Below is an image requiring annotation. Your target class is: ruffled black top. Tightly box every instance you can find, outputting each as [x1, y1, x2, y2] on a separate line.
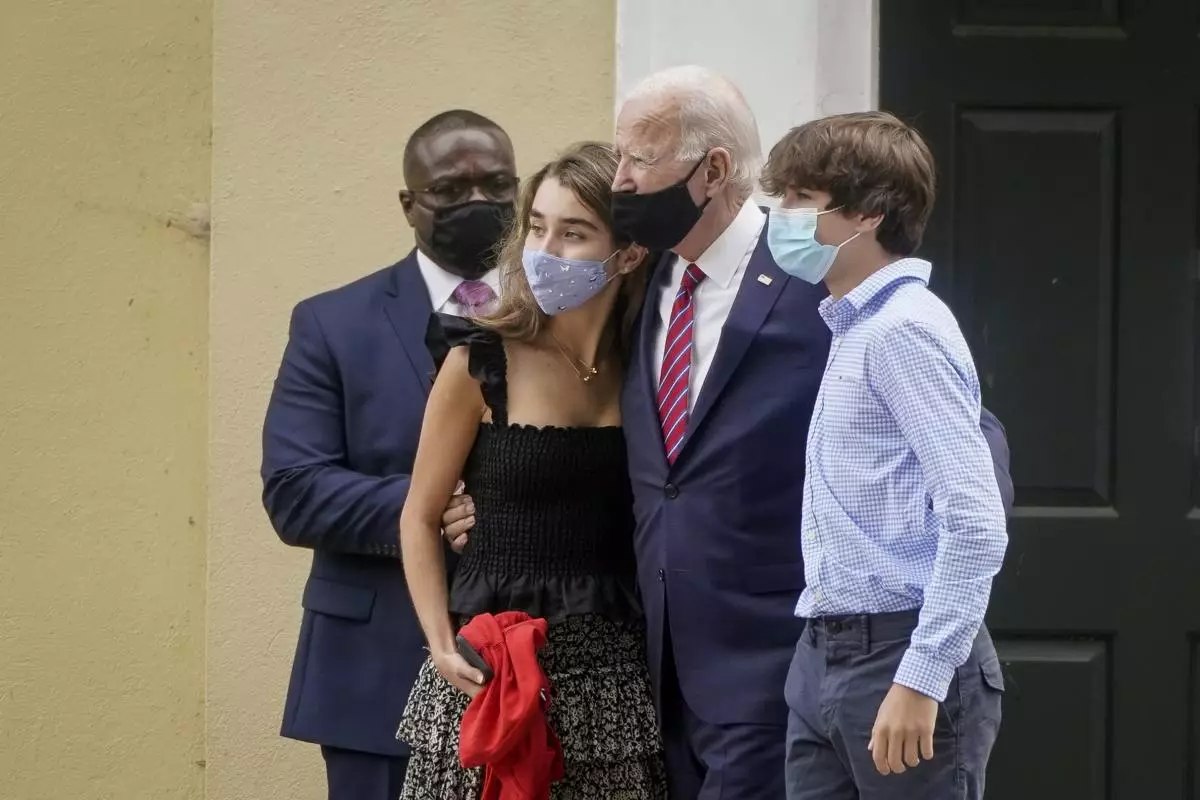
[426, 313, 641, 623]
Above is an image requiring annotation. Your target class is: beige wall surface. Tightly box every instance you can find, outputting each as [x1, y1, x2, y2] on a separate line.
[0, 1, 211, 799]
[208, 1, 615, 797]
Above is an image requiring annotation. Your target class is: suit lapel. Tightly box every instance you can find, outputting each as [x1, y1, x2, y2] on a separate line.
[382, 251, 435, 395]
[676, 234, 788, 460]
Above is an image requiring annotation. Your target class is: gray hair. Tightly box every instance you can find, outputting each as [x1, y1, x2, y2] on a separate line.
[623, 65, 762, 195]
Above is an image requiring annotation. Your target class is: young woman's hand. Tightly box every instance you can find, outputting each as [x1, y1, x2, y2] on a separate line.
[432, 649, 487, 698]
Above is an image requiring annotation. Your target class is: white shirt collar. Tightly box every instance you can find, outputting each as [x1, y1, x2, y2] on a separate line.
[685, 199, 766, 289]
[415, 249, 501, 312]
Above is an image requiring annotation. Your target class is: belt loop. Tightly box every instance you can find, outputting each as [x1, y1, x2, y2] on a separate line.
[860, 614, 871, 654]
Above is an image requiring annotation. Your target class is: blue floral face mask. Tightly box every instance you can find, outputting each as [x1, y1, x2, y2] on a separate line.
[521, 248, 619, 314]
[767, 206, 860, 284]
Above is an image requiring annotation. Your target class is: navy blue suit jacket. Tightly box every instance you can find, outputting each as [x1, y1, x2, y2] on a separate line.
[621, 221, 1014, 728]
[261, 251, 444, 756]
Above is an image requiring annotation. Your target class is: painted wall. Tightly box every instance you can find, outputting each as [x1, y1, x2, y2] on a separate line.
[0, 1, 211, 798]
[616, 0, 877, 202]
[208, 1, 617, 797]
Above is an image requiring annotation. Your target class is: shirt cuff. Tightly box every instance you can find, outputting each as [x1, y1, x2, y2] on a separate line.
[893, 648, 956, 702]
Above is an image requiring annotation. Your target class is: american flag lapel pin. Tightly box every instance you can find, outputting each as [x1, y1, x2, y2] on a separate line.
[757, 273, 773, 286]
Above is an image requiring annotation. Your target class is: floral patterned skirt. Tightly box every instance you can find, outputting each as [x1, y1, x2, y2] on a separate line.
[396, 614, 666, 800]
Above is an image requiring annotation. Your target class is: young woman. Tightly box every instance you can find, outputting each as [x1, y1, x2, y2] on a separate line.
[396, 141, 666, 798]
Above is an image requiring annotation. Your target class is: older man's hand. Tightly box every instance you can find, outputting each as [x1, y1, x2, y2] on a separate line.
[441, 482, 475, 554]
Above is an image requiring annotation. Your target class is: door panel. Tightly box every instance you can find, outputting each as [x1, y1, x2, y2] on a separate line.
[954, 108, 1118, 507]
[986, 638, 1109, 797]
[881, 0, 1200, 797]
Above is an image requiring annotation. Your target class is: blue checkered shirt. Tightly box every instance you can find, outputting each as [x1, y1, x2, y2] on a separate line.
[793, 258, 1008, 701]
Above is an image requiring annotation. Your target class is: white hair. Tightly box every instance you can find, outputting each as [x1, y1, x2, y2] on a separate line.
[623, 65, 762, 195]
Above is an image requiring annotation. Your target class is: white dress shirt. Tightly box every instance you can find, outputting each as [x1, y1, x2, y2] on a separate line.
[652, 199, 766, 411]
[415, 249, 501, 316]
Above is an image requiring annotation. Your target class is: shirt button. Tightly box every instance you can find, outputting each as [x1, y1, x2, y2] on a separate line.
[663, 483, 679, 499]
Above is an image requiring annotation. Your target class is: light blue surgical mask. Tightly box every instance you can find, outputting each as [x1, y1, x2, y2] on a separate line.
[766, 206, 860, 284]
[521, 248, 619, 314]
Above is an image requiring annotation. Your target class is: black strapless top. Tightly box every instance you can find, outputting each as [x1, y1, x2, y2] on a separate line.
[426, 313, 641, 623]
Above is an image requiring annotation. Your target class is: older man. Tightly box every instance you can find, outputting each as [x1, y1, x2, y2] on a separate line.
[609, 67, 1014, 799]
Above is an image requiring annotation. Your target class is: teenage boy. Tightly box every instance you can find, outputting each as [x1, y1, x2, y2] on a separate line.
[762, 111, 1008, 799]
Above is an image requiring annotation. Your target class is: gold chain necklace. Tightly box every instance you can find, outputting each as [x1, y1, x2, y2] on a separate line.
[549, 330, 599, 383]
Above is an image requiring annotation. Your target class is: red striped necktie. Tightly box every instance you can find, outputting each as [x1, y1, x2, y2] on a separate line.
[657, 263, 706, 464]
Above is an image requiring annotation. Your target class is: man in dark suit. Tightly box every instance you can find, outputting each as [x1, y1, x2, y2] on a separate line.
[607, 66, 1014, 800]
[260, 109, 517, 800]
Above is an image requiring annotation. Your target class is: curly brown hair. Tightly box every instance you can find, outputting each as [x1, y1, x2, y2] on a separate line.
[761, 111, 936, 257]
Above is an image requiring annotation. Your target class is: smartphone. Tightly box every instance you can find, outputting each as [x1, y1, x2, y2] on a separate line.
[455, 634, 494, 684]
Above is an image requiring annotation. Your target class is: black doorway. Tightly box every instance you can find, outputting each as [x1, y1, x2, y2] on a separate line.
[880, 1, 1200, 797]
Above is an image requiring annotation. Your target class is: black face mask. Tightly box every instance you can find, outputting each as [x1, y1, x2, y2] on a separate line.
[428, 200, 515, 279]
[611, 155, 712, 250]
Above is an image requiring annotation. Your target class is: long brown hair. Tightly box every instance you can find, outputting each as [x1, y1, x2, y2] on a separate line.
[479, 141, 652, 363]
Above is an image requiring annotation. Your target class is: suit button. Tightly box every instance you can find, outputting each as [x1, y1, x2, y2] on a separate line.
[657, 569, 665, 582]
[664, 482, 679, 499]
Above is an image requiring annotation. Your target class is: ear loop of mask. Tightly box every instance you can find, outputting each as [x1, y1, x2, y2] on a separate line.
[594, 249, 626, 288]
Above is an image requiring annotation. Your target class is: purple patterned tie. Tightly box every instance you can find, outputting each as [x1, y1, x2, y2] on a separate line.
[452, 280, 497, 317]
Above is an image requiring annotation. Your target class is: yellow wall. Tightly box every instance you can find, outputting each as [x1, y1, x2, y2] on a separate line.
[0, 1, 211, 799]
[208, 1, 615, 798]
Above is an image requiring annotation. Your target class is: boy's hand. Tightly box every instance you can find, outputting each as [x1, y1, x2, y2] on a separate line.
[868, 683, 938, 775]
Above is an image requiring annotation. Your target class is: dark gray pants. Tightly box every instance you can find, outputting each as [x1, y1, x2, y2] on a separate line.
[784, 611, 1004, 799]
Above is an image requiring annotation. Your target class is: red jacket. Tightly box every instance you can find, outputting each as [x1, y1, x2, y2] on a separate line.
[458, 611, 563, 800]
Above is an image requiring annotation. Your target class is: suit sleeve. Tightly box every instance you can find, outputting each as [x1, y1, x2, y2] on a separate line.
[260, 300, 408, 557]
[979, 406, 1015, 518]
